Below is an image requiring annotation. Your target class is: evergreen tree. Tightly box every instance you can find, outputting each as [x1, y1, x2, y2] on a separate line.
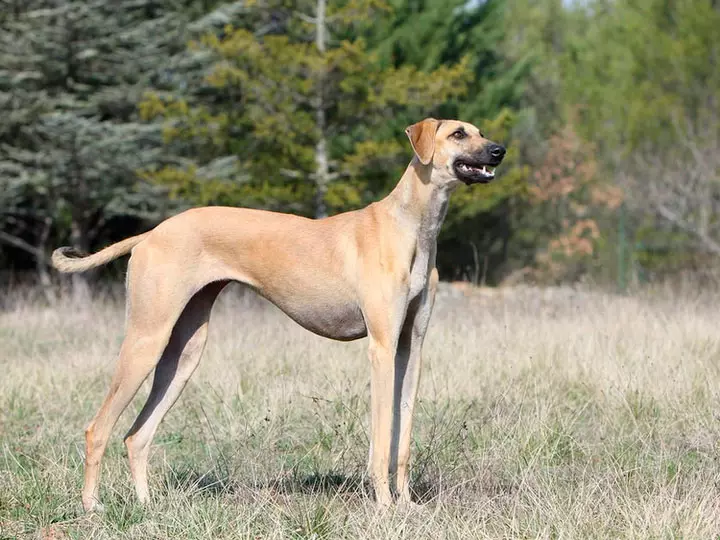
[140, 0, 471, 219]
[0, 0, 205, 294]
[371, 0, 529, 120]
[364, 0, 532, 281]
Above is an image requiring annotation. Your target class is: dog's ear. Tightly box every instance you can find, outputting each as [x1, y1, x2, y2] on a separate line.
[405, 118, 439, 165]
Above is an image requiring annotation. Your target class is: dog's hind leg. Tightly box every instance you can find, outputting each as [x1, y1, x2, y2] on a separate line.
[81, 255, 199, 512]
[123, 280, 227, 504]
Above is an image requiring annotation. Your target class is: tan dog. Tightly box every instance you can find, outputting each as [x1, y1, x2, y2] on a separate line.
[52, 118, 505, 511]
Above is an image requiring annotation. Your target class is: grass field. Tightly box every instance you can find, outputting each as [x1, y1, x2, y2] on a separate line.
[1, 283, 720, 539]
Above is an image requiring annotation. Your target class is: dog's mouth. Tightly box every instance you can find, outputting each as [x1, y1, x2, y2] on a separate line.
[453, 158, 497, 184]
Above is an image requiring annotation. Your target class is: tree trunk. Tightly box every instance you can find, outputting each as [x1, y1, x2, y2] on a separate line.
[70, 219, 92, 303]
[0, 225, 56, 303]
[313, 0, 329, 219]
[36, 216, 57, 305]
[67, 127, 93, 303]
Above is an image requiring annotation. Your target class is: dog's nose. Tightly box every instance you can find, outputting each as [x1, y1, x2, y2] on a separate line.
[489, 144, 506, 159]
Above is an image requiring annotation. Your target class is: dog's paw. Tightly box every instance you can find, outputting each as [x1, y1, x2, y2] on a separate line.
[397, 499, 424, 513]
[82, 499, 105, 514]
[374, 495, 393, 512]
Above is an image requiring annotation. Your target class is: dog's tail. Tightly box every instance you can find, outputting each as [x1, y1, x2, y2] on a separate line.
[51, 232, 151, 273]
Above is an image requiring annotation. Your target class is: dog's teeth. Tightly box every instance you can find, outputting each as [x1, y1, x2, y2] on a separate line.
[458, 162, 497, 177]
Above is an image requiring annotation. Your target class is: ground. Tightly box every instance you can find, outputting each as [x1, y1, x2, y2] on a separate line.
[1, 283, 719, 539]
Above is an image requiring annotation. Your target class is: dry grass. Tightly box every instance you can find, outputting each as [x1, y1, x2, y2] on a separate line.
[1, 283, 720, 539]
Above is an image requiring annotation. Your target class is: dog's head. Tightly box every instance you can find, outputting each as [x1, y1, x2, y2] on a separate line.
[405, 118, 506, 187]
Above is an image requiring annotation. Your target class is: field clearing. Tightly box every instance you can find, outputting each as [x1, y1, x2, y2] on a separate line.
[1, 283, 720, 539]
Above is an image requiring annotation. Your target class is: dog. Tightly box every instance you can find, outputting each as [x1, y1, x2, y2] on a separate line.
[52, 118, 506, 511]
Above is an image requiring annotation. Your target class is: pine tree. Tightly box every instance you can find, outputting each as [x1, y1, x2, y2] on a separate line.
[140, 0, 471, 219]
[364, 0, 533, 281]
[0, 0, 205, 295]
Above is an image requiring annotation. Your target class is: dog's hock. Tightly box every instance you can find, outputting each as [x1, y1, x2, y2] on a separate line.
[405, 118, 439, 165]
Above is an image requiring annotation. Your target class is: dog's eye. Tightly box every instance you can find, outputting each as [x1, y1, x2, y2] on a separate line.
[451, 130, 466, 140]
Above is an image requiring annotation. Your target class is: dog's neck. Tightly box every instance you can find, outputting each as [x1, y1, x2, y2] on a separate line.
[383, 159, 453, 244]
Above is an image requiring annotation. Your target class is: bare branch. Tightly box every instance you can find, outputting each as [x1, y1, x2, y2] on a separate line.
[653, 200, 720, 255]
[0, 230, 48, 261]
[295, 12, 317, 25]
[279, 168, 305, 179]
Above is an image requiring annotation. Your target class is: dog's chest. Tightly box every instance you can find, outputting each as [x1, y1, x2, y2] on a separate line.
[408, 245, 433, 300]
[406, 192, 446, 300]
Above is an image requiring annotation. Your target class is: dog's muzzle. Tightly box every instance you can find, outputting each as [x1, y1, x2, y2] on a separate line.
[453, 143, 506, 185]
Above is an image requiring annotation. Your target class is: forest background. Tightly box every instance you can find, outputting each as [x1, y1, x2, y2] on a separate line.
[2, 0, 718, 297]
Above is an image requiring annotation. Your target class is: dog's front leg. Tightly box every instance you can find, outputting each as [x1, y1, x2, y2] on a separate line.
[391, 268, 439, 505]
[364, 284, 409, 508]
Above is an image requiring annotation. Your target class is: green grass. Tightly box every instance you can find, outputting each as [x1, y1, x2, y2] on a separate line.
[1, 284, 719, 538]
